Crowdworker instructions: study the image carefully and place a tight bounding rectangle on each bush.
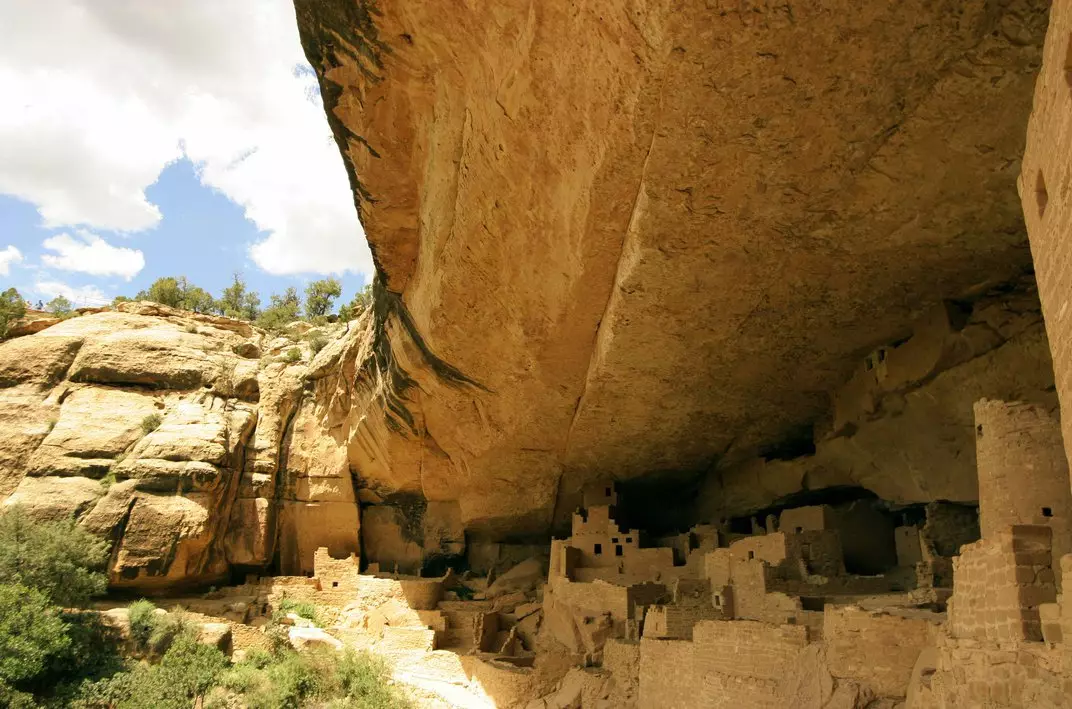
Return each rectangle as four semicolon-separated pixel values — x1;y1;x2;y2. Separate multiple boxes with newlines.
0;584;70;688
127;600;157;652
335;650;413;709
283;347;302;364
112;635;228;709
140;413;162;435
304;278;342;319
0;506;110;607
307;333;328;355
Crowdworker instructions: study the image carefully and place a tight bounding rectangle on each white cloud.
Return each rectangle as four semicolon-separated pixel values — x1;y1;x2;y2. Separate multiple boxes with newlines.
42;230;144;280
0;1;370;276
33;280;109;307
0;246;23;275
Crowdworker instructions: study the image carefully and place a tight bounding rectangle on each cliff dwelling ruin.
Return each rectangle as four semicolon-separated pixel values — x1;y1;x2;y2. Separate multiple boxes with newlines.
3;0;1072;707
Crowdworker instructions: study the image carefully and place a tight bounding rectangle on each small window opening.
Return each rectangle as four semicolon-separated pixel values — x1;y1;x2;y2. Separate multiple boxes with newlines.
976;424;983;438
605;486;611;496
626;537;632;543
877;349;886;363
594;543;602;555
615;544;624;557
1043;507;1053;518
1037;170;1049;218
332;581;339;588
795;526;803;533
1065;34;1072;91
747;551;755;560
714;596;722;607
865;357;874;371
612;537;619;543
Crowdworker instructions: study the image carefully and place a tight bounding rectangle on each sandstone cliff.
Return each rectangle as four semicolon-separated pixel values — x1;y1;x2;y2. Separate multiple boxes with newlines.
0;303;366;589
293;0;1050;546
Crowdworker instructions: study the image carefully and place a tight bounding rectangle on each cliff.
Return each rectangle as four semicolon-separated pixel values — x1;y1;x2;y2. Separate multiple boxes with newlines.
293;0;1049;541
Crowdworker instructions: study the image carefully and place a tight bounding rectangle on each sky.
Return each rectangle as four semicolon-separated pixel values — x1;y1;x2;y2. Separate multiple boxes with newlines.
0;0;373;308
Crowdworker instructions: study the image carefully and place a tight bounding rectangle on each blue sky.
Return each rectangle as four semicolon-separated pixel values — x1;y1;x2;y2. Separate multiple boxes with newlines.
0;0;374;311
0;159;368;309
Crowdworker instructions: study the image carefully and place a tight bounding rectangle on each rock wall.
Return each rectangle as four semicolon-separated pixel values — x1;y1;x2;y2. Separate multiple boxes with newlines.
0;303;365;590
294;0;1050;539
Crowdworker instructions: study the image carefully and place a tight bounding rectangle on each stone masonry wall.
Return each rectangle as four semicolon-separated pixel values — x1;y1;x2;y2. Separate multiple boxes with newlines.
1019;0;1072;473
824;606;938;698
974;399;1072;574
949;525;1056;642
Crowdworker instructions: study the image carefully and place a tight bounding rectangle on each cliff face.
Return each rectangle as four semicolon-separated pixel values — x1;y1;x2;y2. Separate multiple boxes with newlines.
294;0;1049;540
0;303;367;589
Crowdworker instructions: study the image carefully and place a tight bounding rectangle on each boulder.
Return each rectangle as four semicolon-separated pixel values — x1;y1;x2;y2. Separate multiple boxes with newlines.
288;626;344;652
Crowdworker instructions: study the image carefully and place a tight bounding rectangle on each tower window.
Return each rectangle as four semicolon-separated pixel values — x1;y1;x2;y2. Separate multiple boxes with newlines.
1042;507;1053;518
594;543;602;555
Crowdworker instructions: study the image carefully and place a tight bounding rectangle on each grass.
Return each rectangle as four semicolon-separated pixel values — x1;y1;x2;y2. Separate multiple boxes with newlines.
283;348;302;364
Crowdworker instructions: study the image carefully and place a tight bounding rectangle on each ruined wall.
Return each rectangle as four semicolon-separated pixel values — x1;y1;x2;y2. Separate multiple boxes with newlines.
1020;1;1072;473
824;607;937;699
949;525;1056;643
638;621;809;709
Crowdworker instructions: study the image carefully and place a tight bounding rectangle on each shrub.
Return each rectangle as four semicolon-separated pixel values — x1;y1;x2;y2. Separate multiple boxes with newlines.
127;600;157;652
0;506;109;607
273;598;322;627
140;413;162;435
0;584;70;688
147;612;196;658
283;347;302;364
335;650;413;708
100;470;117;491
256;288;302;332
307;333;329;355
114;634;228;709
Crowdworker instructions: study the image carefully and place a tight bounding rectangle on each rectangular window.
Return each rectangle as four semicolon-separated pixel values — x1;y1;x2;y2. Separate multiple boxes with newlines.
626;537;632;543
615;545;623;557
612;537;619;543
594;543;602;555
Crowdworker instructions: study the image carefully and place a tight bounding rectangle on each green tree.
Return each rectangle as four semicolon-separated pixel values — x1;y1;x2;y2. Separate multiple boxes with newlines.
46;296;74;317
0;584;71;689
339;283;373;321
136;277;183;308
0;287;26;337
182;286;216;314
256;287;302;332
112;295;133;306
242;291;262;321
304;278;342;318
218;273;247;318
0;506;110;607
117;635;227;709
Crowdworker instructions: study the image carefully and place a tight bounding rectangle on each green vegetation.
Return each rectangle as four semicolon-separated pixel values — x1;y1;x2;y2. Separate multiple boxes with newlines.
0;287;26;337
0;506;119;705
304;277;342;318
46;296;75;319
283;347;302;364
256;287;302;332
338;283;373;322
307;332;329;355
0;506;109;607
0;508;414;708
140;413;163;435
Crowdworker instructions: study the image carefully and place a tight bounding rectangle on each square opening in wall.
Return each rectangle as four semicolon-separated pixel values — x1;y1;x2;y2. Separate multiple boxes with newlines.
748;551;755;560
626;537;632;543
616;544;623;556
1065;33;1072;90
1043;507;1053;518
795;526;803;533
332;581;339;588
594;543;602;555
